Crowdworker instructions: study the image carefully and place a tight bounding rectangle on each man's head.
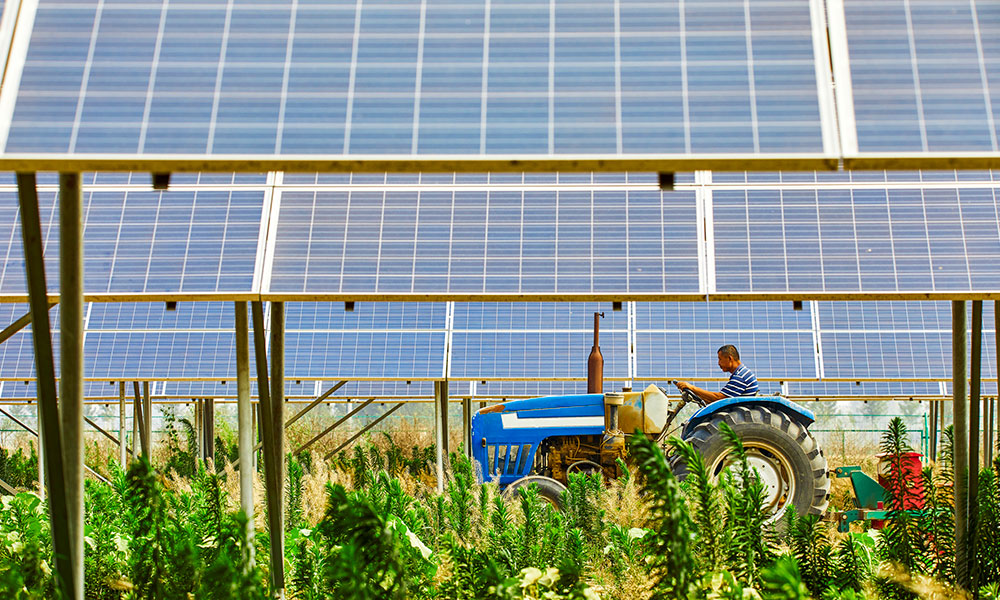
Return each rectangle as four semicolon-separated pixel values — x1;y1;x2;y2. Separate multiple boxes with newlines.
717;344;741;373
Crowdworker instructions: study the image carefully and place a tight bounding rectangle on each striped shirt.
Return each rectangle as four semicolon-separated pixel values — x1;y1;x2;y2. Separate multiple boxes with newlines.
720;364;758;397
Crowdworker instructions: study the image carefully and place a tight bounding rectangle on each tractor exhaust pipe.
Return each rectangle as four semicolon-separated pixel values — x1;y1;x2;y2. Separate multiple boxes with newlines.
588;312;605;393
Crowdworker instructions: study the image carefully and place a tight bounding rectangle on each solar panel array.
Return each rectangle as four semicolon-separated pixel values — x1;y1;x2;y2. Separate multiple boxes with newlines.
7;0;830;157
0;0;998;403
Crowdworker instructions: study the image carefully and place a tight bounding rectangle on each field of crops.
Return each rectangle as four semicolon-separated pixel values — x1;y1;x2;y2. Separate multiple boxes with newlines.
0;415;997;599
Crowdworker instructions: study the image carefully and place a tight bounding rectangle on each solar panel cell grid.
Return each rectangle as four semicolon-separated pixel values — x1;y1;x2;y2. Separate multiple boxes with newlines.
712;188;1000;293
284;301;447;330
635;301;811;330
0;190;264;295
635;330;817;379
845;0;1000;152
269;189;701;294
7;0;828;156
284;330;446;379
450;330;628;379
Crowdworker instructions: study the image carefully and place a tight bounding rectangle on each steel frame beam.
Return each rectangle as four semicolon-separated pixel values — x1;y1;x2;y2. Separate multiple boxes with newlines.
928;400;938;462
0;308;33;345
60;170;84;600
234;301;254;562
118;382;126;467
251;300;284;595
286;380;348;428
953;301;969;588
295;397;376;456
132;382;148;457
0;407;109;486
16;171;75;597
325;402;405;459
434;380;449;494
231;380;353;468
84;415;134;458
970;300;983;589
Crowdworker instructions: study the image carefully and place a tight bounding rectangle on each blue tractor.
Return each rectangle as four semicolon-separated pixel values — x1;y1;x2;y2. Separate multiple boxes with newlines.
470;315;830;521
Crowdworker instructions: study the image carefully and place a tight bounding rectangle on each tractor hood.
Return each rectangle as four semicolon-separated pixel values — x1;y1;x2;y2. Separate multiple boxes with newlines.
498;393;604;416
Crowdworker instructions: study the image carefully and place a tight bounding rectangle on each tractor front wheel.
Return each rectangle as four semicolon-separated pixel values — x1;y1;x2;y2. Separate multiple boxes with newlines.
674;405;829;522
503;475;568;508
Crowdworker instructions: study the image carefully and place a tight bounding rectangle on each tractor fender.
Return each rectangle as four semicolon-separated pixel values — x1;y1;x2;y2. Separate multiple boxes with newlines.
681;395;815;439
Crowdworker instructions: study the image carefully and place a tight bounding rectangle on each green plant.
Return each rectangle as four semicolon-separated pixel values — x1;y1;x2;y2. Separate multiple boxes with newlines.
630;434;697;599
317;483;408;600
287;455;305;531
161;409;198;479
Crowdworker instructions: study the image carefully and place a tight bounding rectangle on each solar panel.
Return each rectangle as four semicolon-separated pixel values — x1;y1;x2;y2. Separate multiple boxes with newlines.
843;0;1000;153
6;0;832;160
267;189;701;295
635;301;810;330
284;301;447;330
454;301;628;330
87;301;236;330
450;330;629;379
284;330;446;379
0;189;264;296
711;187;1000;293
819;331;953;379
635;330;817;380
85;331;238;379
787;381;945;397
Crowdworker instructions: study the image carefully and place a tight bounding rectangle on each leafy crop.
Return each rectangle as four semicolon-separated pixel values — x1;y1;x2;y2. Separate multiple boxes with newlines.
0;417;998;599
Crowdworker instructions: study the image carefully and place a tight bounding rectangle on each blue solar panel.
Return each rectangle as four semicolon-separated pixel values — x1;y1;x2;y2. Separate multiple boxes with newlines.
819;331;952;379
712;187;1000;293
817;301;952;330
0;190;264;295
635;330;817;380
268;189;700;294
844;0;1000;152
284;331;446;379
787;381;944;397
87;302;236;330
454;302;627;331
7;0;829;156
473;380;590;397
635;301;811;330
85;331;239;379
450;330;628;379
284;301;447;330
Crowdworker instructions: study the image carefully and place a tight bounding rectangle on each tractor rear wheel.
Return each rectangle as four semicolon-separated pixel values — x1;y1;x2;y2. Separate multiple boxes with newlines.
503;475;567;509
674;405;829;522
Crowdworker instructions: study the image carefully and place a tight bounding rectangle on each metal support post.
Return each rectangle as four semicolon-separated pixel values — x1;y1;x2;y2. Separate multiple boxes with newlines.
17;172;75;597
194;399;203;461
462;398;472;457
929;400;938;462
953;300;969;588
143;382;152;458
133;382;146;457
988;397;995;466
204;397;216;466
234;302;254;560
132;382;139;457
119;382;127;468
233;381;351;469
251;301;284;595
270;301;285;534
434;380;449;493
970;300;983;588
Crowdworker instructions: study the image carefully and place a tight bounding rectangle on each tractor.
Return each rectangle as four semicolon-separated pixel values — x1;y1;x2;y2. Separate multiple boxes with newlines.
469;313;830;522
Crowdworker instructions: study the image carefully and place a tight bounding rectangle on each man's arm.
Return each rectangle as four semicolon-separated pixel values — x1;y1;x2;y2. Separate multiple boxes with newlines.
673;381;726;403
